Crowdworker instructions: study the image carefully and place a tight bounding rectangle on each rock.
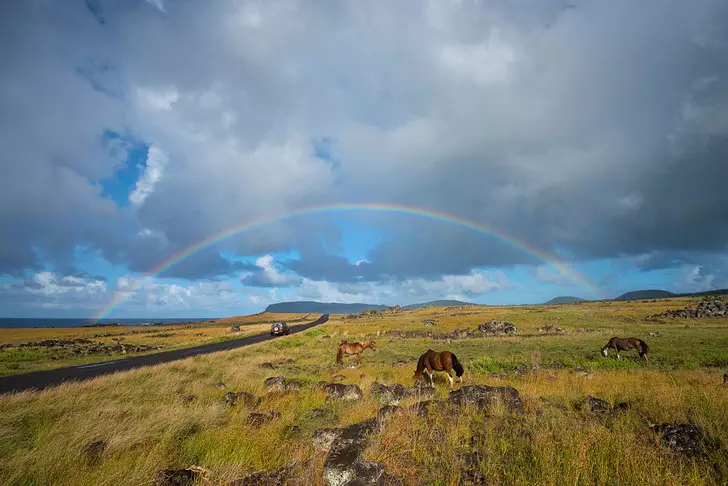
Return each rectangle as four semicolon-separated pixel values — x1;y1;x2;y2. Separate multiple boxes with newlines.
324;383;363;401
84;439;107;466
579;396;611;413
229;325;241;332
410;384;436;397
421;319;437;326
264;376;286;392
648;331;662;337
322;335;332;339
724;373;728;384
285;379;303;392
536;324;565;334
153;469;196;486
304;407;336;422
259;362;276;369
478;320;518;335
247;410;281;428
586;328;596;332
224;391;259;407
376;405;403;424
410;400;446;417
449;385;525;414
322;419;381;486
331;374;347;382
652;423;705;457
613;402;630;413
313;428;344;451
371;382;410;405
215;381;227;390
178;394;197;405
230;461;297;486
646;298;728;320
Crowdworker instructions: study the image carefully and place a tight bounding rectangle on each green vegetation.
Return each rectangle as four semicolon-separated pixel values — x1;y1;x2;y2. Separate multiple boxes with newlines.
0;299;727;485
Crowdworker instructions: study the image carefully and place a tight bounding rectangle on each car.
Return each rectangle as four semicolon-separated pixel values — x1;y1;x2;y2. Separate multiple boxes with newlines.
270;321;290;336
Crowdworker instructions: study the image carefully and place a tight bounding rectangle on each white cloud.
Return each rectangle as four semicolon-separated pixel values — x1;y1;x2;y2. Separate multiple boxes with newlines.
129;145;169;205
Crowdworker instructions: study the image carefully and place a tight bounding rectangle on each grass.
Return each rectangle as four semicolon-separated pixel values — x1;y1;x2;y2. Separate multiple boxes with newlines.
0;313;317;376
0;299;727;485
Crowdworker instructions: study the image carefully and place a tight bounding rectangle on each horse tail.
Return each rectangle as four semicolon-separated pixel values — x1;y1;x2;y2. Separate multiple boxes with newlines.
637;339;649;357
336;345;344;365
451;353;464;377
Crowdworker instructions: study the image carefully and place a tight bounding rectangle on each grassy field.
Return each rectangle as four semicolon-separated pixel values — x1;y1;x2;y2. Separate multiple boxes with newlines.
0;299;727;485
0;313;316;376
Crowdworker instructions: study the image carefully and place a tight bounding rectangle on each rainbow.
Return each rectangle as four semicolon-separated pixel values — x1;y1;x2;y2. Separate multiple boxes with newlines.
96;203;601;320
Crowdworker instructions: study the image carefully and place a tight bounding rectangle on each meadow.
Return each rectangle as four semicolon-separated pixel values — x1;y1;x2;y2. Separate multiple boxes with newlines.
0;299;727;485
0;313;315;376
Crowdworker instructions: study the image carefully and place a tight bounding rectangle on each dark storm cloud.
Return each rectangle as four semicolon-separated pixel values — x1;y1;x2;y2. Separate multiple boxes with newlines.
1;0;728;288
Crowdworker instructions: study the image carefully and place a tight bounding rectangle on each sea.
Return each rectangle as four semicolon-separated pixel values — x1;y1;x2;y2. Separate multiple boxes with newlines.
0;318;218;329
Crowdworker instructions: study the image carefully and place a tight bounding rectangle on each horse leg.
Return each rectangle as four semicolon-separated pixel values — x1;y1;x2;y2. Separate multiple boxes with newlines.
445;369;454;389
356;352;361;367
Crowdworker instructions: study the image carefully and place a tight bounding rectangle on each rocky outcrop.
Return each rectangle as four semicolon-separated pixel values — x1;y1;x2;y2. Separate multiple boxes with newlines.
646;298;728;320
478;320;518;335
652;423;705;457
323;383;363;401
230;461;298;486
246;410;281;428
229;325;241;332
263;376;286;392
224;391;259;407
371;382;409;405
449;385;524;413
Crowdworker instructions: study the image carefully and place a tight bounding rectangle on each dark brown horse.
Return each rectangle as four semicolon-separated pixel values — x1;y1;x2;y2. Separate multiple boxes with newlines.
413;349;464;389
336;340;376;366
601;337;649;360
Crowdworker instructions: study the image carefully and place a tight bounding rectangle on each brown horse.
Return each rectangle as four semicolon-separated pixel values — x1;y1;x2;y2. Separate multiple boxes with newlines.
413;349;464;389
336;340;376;366
601;337;649;360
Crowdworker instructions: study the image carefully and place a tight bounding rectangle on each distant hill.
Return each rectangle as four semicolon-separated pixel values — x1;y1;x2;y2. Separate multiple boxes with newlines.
264;301;389;314
403;300;475;310
613;290;675;301
543;296;588;305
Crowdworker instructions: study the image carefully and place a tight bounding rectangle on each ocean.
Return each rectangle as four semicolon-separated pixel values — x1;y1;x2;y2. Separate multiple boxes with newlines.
0;318;218;329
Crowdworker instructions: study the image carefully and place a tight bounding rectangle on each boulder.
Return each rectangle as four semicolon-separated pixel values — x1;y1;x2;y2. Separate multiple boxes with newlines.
264;376;286;393
324;383;363;401
371;382;409;405
652;423;705;457
285;379;303;392
224;391;259;407
421;319;437;327
478;320;518;335
246;410;281;428
153;469;196;486
313;428;344;451
230;461;297;486
322;419;382;486
449;385;525;414
229;325;241;332
259;362;276;369
648;331;662;337
578;396;611;414
376;405;404;424
84;439;107;467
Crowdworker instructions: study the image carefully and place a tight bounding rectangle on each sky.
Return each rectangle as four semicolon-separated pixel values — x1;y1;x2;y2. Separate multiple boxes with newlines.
1;0;728;319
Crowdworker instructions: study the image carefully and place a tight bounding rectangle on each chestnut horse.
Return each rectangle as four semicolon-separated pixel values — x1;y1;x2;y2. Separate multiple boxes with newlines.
336;340;376;366
414;349;464;389
601;337;649;360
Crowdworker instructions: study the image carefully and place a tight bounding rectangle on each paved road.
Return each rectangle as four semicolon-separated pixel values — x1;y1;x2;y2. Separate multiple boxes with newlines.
0;314;329;394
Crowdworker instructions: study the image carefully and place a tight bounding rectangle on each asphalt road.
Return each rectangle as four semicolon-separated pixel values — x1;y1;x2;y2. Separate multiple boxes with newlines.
0;314;329;394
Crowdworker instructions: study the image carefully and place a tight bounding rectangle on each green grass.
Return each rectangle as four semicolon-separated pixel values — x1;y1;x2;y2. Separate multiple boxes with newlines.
0;300;727;485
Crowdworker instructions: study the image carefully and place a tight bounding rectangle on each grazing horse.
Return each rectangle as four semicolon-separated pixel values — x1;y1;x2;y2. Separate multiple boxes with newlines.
413;349;464;389
337;340;376;366
601;337;649;360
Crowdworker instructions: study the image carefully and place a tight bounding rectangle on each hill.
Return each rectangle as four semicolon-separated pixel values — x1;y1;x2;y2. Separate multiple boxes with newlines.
403;299;475;310
264;301;389;314
543;296;588;305
613;289;676;301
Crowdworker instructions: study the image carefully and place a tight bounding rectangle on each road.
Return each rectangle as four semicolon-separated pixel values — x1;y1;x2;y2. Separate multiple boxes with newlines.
0;314;329;394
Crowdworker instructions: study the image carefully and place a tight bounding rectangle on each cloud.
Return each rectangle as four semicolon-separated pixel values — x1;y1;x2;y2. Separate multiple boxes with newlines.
0;271;107;310
240;255;303;287
129;145;169;205
1;0;728;301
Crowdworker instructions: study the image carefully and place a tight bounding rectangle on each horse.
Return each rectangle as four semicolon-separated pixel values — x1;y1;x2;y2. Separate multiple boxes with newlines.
413;349;464;389
601;337;649;360
336;340;376;366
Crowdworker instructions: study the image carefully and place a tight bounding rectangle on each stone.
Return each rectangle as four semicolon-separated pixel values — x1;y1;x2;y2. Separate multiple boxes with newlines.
259;362;276;369
178;394;197;405
613;402;630;413
247;410;281;428
224;391;259;407
579;396;611;413
229;325;241;332
153;469;195;486
648;331;662;337
230;461;297;486
331;374;347;382
478;320;518;335
653;423;705;457
215;382;227;390
646;298;728;320
322;419;380;486
376;405;403;425
410;400;446;417
536;324;565;334
421;319;437;326
84;440;107;467
370;382;410;405
285;379;303;392
324;383;363;401
410;384;436;398
723;373;727;385
449;385;525;414
313;428;344;451
264;376;286;392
